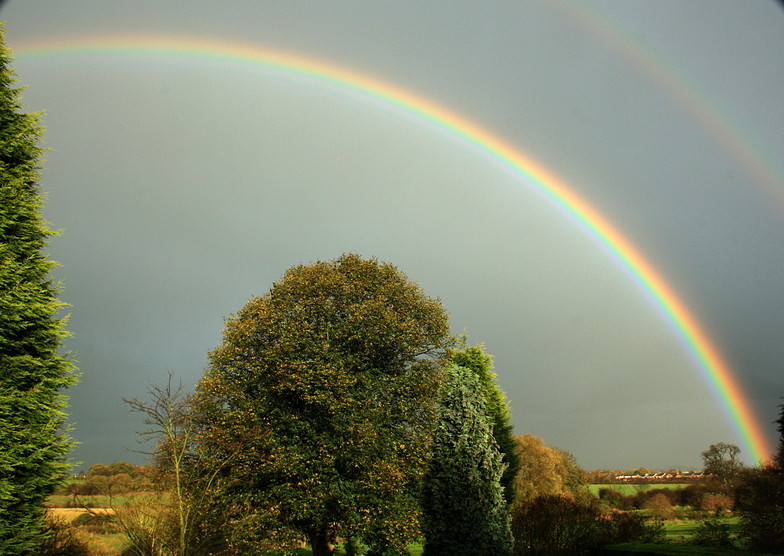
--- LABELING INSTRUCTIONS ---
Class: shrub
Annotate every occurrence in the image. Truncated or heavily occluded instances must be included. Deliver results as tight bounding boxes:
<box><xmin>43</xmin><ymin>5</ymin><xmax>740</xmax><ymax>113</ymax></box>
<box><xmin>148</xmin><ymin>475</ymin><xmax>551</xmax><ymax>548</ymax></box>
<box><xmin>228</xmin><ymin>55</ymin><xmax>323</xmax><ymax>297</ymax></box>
<box><xmin>701</xmin><ymin>493</ymin><xmax>733</xmax><ymax>513</ymax></box>
<box><xmin>644</xmin><ymin>493</ymin><xmax>674</xmax><ymax>519</ymax></box>
<box><xmin>681</xmin><ymin>483</ymin><xmax>705</xmax><ymax>507</ymax></box>
<box><xmin>605</xmin><ymin>512</ymin><xmax>663</xmax><ymax>544</ymax></box>
<box><xmin>38</xmin><ymin>515</ymin><xmax>91</xmax><ymax>556</ymax></box>
<box><xmin>693</xmin><ymin>517</ymin><xmax>732</xmax><ymax>548</ymax></box>
<box><xmin>114</xmin><ymin>500</ymin><xmax>172</xmax><ymax>556</ymax></box>
<box><xmin>511</xmin><ymin>496</ymin><xmax>603</xmax><ymax>554</ymax></box>
<box><xmin>738</xmin><ymin>466</ymin><xmax>784</xmax><ymax>551</ymax></box>
<box><xmin>598</xmin><ymin>488</ymin><xmax>633</xmax><ymax>511</ymax></box>
<box><xmin>511</xmin><ymin>495</ymin><xmax>664</xmax><ymax>554</ymax></box>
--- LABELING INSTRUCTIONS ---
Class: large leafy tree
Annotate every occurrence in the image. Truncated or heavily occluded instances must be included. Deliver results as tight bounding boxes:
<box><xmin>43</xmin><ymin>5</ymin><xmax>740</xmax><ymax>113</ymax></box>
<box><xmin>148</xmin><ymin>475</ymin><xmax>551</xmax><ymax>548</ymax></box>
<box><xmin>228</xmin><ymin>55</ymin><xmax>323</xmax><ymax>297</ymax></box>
<box><xmin>421</xmin><ymin>364</ymin><xmax>513</xmax><ymax>556</ymax></box>
<box><xmin>0</xmin><ymin>29</ymin><xmax>78</xmax><ymax>553</ymax></box>
<box><xmin>512</xmin><ymin>434</ymin><xmax>586</xmax><ymax>507</ymax></box>
<box><xmin>449</xmin><ymin>337</ymin><xmax>519</xmax><ymax>504</ymax></box>
<box><xmin>193</xmin><ymin>254</ymin><xmax>451</xmax><ymax>556</ymax></box>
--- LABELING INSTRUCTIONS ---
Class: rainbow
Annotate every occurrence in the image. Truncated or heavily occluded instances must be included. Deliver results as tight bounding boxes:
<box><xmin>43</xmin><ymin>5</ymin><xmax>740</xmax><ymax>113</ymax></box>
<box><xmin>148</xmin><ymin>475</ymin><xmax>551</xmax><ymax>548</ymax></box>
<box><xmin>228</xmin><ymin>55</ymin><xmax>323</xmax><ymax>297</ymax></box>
<box><xmin>557</xmin><ymin>3</ymin><xmax>784</xmax><ymax>214</ymax></box>
<box><xmin>13</xmin><ymin>35</ymin><xmax>773</xmax><ymax>463</ymax></box>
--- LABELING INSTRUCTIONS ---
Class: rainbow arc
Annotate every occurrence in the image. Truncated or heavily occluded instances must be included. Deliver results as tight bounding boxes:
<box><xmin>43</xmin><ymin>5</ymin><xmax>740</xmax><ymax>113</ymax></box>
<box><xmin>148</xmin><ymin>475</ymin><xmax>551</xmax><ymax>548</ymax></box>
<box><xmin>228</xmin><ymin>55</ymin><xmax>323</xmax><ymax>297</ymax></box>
<box><xmin>14</xmin><ymin>34</ymin><xmax>773</xmax><ymax>464</ymax></box>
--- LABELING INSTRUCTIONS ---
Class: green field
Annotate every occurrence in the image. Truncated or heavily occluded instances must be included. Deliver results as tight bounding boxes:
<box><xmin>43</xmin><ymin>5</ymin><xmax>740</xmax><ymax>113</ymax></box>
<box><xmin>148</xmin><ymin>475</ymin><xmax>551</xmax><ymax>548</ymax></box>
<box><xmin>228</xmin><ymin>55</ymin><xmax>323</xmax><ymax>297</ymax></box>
<box><xmin>588</xmin><ymin>483</ymin><xmax>689</xmax><ymax>496</ymax></box>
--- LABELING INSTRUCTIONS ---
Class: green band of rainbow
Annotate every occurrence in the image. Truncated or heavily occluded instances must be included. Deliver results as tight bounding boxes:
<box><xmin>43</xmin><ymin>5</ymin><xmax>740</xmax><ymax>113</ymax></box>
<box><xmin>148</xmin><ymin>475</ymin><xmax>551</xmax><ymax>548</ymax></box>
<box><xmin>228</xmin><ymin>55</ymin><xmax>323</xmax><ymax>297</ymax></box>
<box><xmin>13</xmin><ymin>35</ymin><xmax>773</xmax><ymax>464</ymax></box>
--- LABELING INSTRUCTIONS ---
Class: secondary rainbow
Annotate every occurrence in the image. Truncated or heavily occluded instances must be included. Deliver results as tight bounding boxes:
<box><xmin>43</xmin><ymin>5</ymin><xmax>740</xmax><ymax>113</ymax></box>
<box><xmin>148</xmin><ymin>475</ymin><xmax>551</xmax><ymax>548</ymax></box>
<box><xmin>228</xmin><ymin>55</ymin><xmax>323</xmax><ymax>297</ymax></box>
<box><xmin>14</xmin><ymin>35</ymin><xmax>773</xmax><ymax>463</ymax></box>
<box><xmin>558</xmin><ymin>3</ymin><xmax>784</xmax><ymax>214</ymax></box>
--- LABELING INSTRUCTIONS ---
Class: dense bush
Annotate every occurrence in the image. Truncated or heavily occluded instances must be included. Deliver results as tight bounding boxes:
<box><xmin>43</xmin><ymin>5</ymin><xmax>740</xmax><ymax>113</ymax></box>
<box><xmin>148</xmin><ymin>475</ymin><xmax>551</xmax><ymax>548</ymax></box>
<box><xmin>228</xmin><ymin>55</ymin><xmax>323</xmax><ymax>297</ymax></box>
<box><xmin>512</xmin><ymin>496</ymin><xmax>603</xmax><ymax>554</ymax></box>
<box><xmin>693</xmin><ymin>517</ymin><xmax>732</xmax><ymax>548</ymax></box>
<box><xmin>604</xmin><ymin>511</ymin><xmax>663</xmax><ymax>545</ymax></box>
<box><xmin>700</xmin><ymin>492</ymin><xmax>733</xmax><ymax>513</ymax></box>
<box><xmin>511</xmin><ymin>495</ymin><xmax>663</xmax><ymax>554</ymax></box>
<box><xmin>738</xmin><ymin>466</ymin><xmax>784</xmax><ymax>552</ymax></box>
<box><xmin>680</xmin><ymin>484</ymin><xmax>706</xmax><ymax>507</ymax></box>
<box><xmin>597</xmin><ymin>485</ymin><xmax>723</xmax><ymax>512</ymax></box>
<box><xmin>37</xmin><ymin>517</ymin><xmax>91</xmax><ymax>556</ymax></box>
<box><xmin>644</xmin><ymin>493</ymin><xmax>674</xmax><ymax>519</ymax></box>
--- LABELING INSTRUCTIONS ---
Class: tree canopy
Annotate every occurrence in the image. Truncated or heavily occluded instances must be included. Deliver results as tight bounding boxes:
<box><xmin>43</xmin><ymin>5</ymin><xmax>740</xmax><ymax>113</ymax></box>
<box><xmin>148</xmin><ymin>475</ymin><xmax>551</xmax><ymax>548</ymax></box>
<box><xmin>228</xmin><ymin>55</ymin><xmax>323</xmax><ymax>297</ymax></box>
<box><xmin>512</xmin><ymin>434</ymin><xmax>586</xmax><ymax>507</ymax></box>
<box><xmin>193</xmin><ymin>253</ymin><xmax>451</xmax><ymax>555</ymax></box>
<box><xmin>0</xmin><ymin>28</ymin><xmax>78</xmax><ymax>553</ymax></box>
<box><xmin>449</xmin><ymin>337</ymin><xmax>519</xmax><ymax>504</ymax></box>
<box><xmin>701</xmin><ymin>442</ymin><xmax>743</xmax><ymax>485</ymax></box>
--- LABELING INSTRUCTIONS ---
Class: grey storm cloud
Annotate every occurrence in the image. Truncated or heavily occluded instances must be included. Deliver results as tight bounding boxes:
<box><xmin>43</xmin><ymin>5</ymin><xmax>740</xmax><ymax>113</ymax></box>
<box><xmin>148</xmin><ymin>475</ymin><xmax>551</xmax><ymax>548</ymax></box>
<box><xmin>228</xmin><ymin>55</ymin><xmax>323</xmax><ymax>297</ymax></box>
<box><xmin>2</xmin><ymin>0</ymin><xmax>783</xmax><ymax>470</ymax></box>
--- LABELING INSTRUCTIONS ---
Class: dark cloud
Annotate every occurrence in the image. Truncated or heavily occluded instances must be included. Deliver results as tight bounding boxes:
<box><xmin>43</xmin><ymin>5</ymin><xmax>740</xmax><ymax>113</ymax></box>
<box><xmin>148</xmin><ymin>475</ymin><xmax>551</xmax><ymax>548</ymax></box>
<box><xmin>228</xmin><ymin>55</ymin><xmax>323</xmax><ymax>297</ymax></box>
<box><xmin>2</xmin><ymin>1</ymin><xmax>783</xmax><ymax>470</ymax></box>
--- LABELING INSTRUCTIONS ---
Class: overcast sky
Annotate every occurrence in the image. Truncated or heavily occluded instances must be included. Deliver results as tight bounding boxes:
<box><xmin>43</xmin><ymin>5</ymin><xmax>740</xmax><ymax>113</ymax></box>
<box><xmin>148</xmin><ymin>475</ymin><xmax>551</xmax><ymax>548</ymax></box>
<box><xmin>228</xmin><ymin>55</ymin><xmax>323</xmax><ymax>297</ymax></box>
<box><xmin>2</xmin><ymin>1</ymin><xmax>783</xmax><ymax>471</ymax></box>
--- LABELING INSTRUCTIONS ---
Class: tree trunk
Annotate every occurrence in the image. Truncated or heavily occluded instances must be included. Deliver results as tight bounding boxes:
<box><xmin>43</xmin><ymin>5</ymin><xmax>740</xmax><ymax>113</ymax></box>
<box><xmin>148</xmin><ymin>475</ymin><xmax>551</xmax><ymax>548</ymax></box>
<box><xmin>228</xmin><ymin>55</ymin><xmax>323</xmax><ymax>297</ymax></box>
<box><xmin>310</xmin><ymin>527</ymin><xmax>334</xmax><ymax>556</ymax></box>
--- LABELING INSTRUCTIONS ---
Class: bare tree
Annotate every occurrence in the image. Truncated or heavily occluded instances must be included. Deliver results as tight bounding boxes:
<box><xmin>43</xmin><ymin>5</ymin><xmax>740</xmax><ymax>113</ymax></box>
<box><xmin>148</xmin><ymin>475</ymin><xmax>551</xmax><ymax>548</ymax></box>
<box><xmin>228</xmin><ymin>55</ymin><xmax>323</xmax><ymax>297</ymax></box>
<box><xmin>124</xmin><ymin>372</ymin><xmax>235</xmax><ymax>555</ymax></box>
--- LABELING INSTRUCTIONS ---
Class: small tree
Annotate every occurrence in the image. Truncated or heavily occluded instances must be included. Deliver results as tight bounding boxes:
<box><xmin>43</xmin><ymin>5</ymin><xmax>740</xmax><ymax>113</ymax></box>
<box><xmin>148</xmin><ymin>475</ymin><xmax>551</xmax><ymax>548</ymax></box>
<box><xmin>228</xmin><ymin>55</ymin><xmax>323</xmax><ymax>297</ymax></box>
<box><xmin>0</xmin><ymin>27</ymin><xmax>78</xmax><ymax>553</ymax></box>
<box><xmin>449</xmin><ymin>337</ymin><xmax>519</xmax><ymax>505</ymax></box>
<box><xmin>124</xmin><ymin>373</ymin><xmax>236</xmax><ymax>555</ymax></box>
<box><xmin>421</xmin><ymin>364</ymin><xmax>513</xmax><ymax>556</ymax></box>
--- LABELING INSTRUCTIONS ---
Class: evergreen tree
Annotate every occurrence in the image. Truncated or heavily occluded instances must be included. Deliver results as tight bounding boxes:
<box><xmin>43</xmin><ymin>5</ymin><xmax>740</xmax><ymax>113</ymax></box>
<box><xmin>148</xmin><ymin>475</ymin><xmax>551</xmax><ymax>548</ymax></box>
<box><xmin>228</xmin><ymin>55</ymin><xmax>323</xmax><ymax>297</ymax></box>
<box><xmin>449</xmin><ymin>337</ymin><xmax>519</xmax><ymax>504</ymax></box>
<box><xmin>422</xmin><ymin>364</ymin><xmax>513</xmax><ymax>556</ymax></box>
<box><xmin>0</xmin><ymin>28</ymin><xmax>78</xmax><ymax>553</ymax></box>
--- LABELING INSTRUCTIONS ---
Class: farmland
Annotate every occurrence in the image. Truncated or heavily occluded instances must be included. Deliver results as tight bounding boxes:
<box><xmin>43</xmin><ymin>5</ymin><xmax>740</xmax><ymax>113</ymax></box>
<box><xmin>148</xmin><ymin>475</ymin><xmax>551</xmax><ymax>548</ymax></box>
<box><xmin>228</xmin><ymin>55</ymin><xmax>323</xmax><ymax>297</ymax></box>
<box><xmin>42</xmin><ymin>478</ymin><xmax>752</xmax><ymax>555</ymax></box>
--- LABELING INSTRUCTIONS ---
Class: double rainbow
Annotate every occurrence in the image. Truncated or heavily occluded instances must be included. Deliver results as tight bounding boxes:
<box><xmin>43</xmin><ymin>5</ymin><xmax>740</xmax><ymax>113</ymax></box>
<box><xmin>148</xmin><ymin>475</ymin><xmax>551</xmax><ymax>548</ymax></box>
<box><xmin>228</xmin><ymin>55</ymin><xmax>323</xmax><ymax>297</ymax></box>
<box><xmin>14</xmin><ymin>35</ymin><xmax>773</xmax><ymax>464</ymax></box>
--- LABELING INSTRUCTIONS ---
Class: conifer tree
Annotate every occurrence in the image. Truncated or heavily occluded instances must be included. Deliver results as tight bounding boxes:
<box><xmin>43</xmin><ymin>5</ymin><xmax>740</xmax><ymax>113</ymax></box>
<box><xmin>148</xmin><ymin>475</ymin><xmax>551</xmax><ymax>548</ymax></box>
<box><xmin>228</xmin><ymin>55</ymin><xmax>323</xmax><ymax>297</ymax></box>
<box><xmin>0</xmin><ymin>28</ymin><xmax>78</xmax><ymax>553</ymax></box>
<box><xmin>422</xmin><ymin>364</ymin><xmax>512</xmax><ymax>556</ymax></box>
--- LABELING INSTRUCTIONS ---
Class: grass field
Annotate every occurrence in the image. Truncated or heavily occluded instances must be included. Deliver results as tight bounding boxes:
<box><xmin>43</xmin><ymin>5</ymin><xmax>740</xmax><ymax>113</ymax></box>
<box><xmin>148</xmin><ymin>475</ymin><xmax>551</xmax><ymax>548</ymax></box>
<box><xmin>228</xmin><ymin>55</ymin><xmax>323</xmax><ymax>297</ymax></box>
<box><xmin>46</xmin><ymin>488</ymin><xmax>762</xmax><ymax>555</ymax></box>
<box><xmin>46</xmin><ymin>492</ymin><xmax>168</xmax><ymax>508</ymax></box>
<box><xmin>587</xmin><ymin>483</ymin><xmax>689</xmax><ymax>496</ymax></box>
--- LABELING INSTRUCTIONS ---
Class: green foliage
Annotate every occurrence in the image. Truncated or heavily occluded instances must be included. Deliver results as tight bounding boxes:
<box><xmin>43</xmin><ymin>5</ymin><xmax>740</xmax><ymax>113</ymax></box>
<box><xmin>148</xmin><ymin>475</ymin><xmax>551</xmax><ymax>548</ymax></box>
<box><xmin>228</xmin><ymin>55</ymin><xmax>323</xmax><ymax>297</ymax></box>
<box><xmin>692</xmin><ymin>517</ymin><xmax>732</xmax><ymax>548</ymax></box>
<box><xmin>737</xmin><ymin>465</ymin><xmax>784</xmax><ymax>551</ymax></box>
<box><xmin>448</xmin><ymin>337</ymin><xmax>519</xmax><ymax>505</ymax></box>
<box><xmin>644</xmin><ymin>492</ymin><xmax>675</xmax><ymax>519</ymax></box>
<box><xmin>736</xmin><ymin>404</ymin><xmax>784</xmax><ymax>552</ymax></box>
<box><xmin>0</xmin><ymin>28</ymin><xmax>78</xmax><ymax>554</ymax></box>
<box><xmin>511</xmin><ymin>495</ymin><xmax>662</xmax><ymax>554</ymax></box>
<box><xmin>511</xmin><ymin>495</ymin><xmax>601</xmax><ymax>554</ymax></box>
<box><xmin>513</xmin><ymin>434</ymin><xmax>587</xmax><ymax>507</ymax></box>
<box><xmin>775</xmin><ymin>398</ymin><xmax>784</xmax><ymax>471</ymax></box>
<box><xmin>421</xmin><ymin>365</ymin><xmax>512</xmax><ymax>556</ymax></box>
<box><xmin>194</xmin><ymin>254</ymin><xmax>451</xmax><ymax>555</ymax></box>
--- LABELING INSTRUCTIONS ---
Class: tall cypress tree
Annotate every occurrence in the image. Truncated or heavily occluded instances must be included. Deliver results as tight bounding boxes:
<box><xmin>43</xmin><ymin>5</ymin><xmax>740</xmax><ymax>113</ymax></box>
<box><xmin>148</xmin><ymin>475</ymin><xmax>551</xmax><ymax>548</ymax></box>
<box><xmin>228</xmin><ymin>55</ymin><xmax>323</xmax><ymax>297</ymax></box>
<box><xmin>0</xmin><ymin>28</ymin><xmax>78</xmax><ymax>553</ymax></box>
